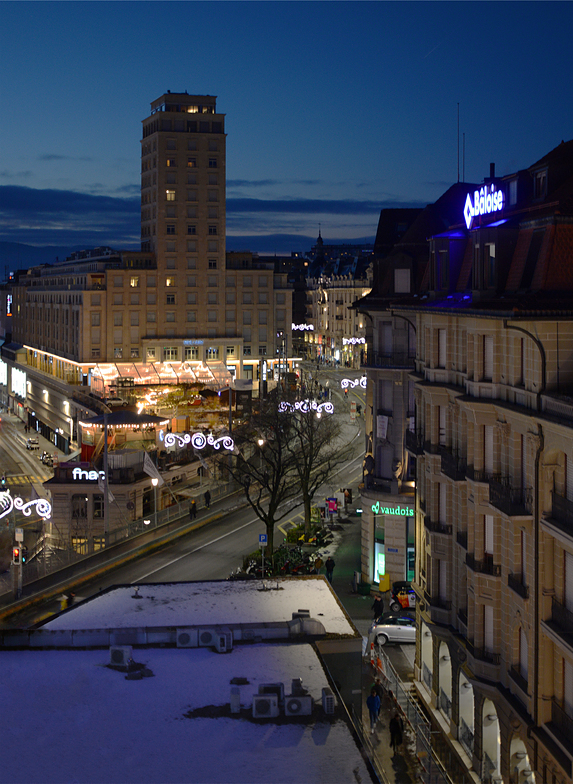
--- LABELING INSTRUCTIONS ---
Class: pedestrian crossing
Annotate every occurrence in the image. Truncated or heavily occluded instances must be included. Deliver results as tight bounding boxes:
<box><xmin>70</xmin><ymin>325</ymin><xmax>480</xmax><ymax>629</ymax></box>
<box><xmin>4</xmin><ymin>475</ymin><xmax>46</xmax><ymax>486</ymax></box>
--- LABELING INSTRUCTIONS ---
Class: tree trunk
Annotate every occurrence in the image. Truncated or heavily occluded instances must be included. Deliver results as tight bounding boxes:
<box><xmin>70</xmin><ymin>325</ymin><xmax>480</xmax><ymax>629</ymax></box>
<box><xmin>303</xmin><ymin>494</ymin><xmax>312</xmax><ymax>533</ymax></box>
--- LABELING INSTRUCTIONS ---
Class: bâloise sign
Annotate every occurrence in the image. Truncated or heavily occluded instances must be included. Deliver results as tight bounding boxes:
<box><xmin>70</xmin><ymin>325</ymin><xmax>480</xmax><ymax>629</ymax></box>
<box><xmin>464</xmin><ymin>183</ymin><xmax>504</xmax><ymax>229</ymax></box>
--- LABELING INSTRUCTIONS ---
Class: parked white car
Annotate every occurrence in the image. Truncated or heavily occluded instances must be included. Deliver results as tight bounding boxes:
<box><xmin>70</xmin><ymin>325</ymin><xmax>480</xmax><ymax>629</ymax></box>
<box><xmin>369</xmin><ymin>614</ymin><xmax>416</xmax><ymax>646</ymax></box>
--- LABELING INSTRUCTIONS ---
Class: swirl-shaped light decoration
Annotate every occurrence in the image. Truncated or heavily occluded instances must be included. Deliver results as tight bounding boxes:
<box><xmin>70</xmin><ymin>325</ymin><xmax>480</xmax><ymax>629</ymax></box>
<box><xmin>342</xmin><ymin>337</ymin><xmax>366</xmax><ymax>345</ymax></box>
<box><xmin>340</xmin><ymin>376</ymin><xmax>367</xmax><ymax>389</ymax></box>
<box><xmin>278</xmin><ymin>399</ymin><xmax>334</xmax><ymax>415</ymax></box>
<box><xmin>164</xmin><ymin>431</ymin><xmax>235</xmax><ymax>451</ymax></box>
<box><xmin>0</xmin><ymin>491</ymin><xmax>51</xmax><ymax>521</ymax></box>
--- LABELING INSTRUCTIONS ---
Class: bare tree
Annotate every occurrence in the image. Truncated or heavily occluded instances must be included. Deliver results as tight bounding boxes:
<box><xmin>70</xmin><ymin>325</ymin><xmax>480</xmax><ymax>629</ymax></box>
<box><xmin>220</xmin><ymin>389</ymin><xmax>300</xmax><ymax>555</ymax></box>
<box><xmin>285</xmin><ymin>404</ymin><xmax>353</xmax><ymax>532</ymax></box>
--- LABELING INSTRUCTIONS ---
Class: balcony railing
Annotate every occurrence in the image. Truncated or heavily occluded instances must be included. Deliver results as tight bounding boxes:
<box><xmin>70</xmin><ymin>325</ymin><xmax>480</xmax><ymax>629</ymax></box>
<box><xmin>508</xmin><ymin>573</ymin><xmax>529</xmax><ymax>599</ymax></box>
<box><xmin>551</xmin><ymin>698</ymin><xmax>573</xmax><ymax>745</ymax></box>
<box><xmin>551</xmin><ymin>597</ymin><xmax>573</xmax><ymax>636</ymax></box>
<box><xmin>509</xmin><ymin>665</ymin><xmax>528</xmax><ymax>694</ymax></box>
<box><xmin>424</xmin><ymin>516</ymin><xmax>452</xmax><ymax>535</ymax></box>
<box><xmin>440</xmin><ymin>448</ymin><xmax>467</xmax><ymax>481</ymax></box>
<box><xmin>467</xmin><ymin>639</ymin><xmax>501</xmax><ymax>665</ymax></box>
<box><xmin>458</xmin><ymin>607</ymin><xmax>468</xmax><ymax>626</ymax></box>
<box><xmin>488</xmin><ymin>477</ymin><xmax>532</xmax><ymax>516</ymax></box>
<box><xmin>466</xmin><ymin>466</ymin><xmax>491</xmax><ymax>483</ymax></box>
<box><xmin>466</xmin><ymin>553</ymin><xmax>501</xmax><ymax>576</ymax></box>
<box><xmin>361</xmin><ymin>351</ymin><xmax>415</xmax><ymax>369</ymax></box>
<box><xmin>422</xmin><ymin>662</ymin><xmax>432</xmax><ymax>691</ymax></box>
<box><xmin>459</xmin><ymin>717</ymin><xmax>474</xmax><ymax>758</ymax></box>
<box><xmin>439</xmin><ymin>687</ymin><xmax>452</xmax><ymax>719</ymax></box>
<box><xmin>456</xmin><ymin>530</ymin><xmax>468</xmax><ymax>549</ymax></box>
<box><xmin>423</xmin><ymin>440</ymin><xmax>440</xmax><ymax>455</ymax></box>
<box><xmin>426</xmin><ymin>592</ymin><xmax>452</xmax><ymax>611</ymax></box>
<box><xmin>405</xmin><ymin>429</ymin><xmax>424</xmax><ymax>455</ymax></box>
<box><xmin>550</xmin><ymin>492</ymin><xmax>573</xmax><ymax>538</ymax></box>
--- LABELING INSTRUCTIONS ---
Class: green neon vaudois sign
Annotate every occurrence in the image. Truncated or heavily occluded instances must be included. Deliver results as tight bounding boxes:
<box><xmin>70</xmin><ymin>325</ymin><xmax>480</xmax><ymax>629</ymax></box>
<box><xmin>371</xmin><ymin>501</ymin><xmax>414</xmax><ymax>516</ymax></box>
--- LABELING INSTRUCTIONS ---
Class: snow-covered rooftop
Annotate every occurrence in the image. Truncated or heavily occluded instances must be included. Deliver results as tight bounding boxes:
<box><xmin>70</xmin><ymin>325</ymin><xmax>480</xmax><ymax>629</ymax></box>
<box><xmin>43</xmin><ymin>577</ymin><xmax>357</xmax><ymax>636</ymax></box>
<box><xmin>1</xmin><ymin>644</ymin><xmax>371</xmax><ymax>783</ymax></box>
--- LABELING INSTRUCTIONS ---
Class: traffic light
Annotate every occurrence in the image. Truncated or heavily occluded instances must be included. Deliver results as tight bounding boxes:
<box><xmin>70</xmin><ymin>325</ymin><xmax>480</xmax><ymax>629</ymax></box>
<box><xmin>12</xmin><ymin>547</ymin><xmax>20</xmax><ymax>564</ymax></box>
<box><xmin>21</xmin><ymin>547</ymin><xmax>27</xmax><ymax>565</ymax></box>
<box><xmin>1</xmin><ymin>475</ymin><xmax>5</xmax><ymax>487</ymax></box>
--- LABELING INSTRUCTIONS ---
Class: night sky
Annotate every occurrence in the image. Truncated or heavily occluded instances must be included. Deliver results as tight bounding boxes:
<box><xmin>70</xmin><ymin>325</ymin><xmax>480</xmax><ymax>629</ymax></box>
<box><xmin>2</xmin><ymin>1</ymin><xmax>573</xmax><ymax>253</ymax></box>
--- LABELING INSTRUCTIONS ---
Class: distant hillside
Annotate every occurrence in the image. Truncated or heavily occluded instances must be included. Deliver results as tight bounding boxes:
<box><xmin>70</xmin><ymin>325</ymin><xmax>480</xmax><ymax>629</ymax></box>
<box><xmin>0</xmin><ymin>233</ymin><xmax>376</xmax><ymax>275</ymax></box>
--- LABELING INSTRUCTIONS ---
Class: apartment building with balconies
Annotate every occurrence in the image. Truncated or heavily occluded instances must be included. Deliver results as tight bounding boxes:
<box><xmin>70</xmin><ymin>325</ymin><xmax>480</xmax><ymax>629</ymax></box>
<box><xmin>395</xmin><ymin>140</ymin><xmax>573</xmax><ymax>784</ymax></box>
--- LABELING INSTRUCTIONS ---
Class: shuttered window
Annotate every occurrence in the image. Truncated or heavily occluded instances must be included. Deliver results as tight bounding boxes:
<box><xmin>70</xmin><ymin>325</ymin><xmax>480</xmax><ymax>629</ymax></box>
<box><xmin>380</xmin><ymin>322</ymin><xmax>393</xmax><ymax>356</ymax></box>
<box><xmin>439</xmin><ymin>559</ymin><xmax>447</xmax><ymax>601</ymax></box>
<box><xmin>439</xmin><ymin>484</ymin><xmax>447</xmax><ymax>525</ymax></box>
<box><xmin>519</xmin><ymin>628</ymin><xmax>528</xmax><ymax>680</ymax></box>
<box><xmin>484</xmin><ymin>335</ymin><xmax>494</xmax><ymax>380</ymax></box>
<box><xmin>439</xmin><ymin>406</ymin><xmax>446</xmax><ymax>446</ymax></box>
<box><xmin>484</xmin><ymin>425</ymin><xmax>494</xmax><ymax>473</ymax></box>
<box><xmin>564</xmin><ymin>658</ymin><xmax>573</xmax><ymax>716</ymax></box>
<box><xmin>565</xmin><ymin>551</ymin><xmax>573</xmax><ymax>612</ymax></box>
<box><xmin>438</xmin><ymin>329</ymin><xmax>446</xmax><ymax>368</ymax></box>
<box><xmin>567</xmin><ymin>454</ymin><xmax>573</xmax><ymax>502</ymax></box>
<box><xmin>484</xmin><ymin>605</ymin><xmax>494</xmax><ymax>653</ymax></box>
<box><xmin>485</xmin><ymin>515</ymin><xmax>494</xmax><ymax>555</ymax></box>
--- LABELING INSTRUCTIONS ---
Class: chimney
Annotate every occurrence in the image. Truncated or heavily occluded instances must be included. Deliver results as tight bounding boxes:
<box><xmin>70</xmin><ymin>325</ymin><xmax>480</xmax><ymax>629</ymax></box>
<box><xmin>490</xmin><ymin>162</ymin><xmax>495</xmax><ymax>180</ymax></box>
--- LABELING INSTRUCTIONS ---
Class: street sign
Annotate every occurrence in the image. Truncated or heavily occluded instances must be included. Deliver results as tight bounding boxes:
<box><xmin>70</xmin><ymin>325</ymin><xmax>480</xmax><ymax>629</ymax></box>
<box><xmin>14</xmin><ymin>528</ymin><xmax>23</xmax><ymax>543</ymax></box>
<box><xmin>259</xmin><ymin>534</ymin><xmax>267</xmax><ymax>550</ymax></box>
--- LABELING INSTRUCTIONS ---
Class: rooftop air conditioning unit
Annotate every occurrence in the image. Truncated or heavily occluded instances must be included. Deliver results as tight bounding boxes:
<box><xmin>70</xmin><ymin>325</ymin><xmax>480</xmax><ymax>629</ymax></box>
<box><xmin>197</xmin><ymin>628</ymin><xmax>233</xmax><ymax>652</ymax></box>
<box><xmin>109</xmin><ymin>646</ymin><xmax>132</xmax><ymax>667</ymax></box>
<box><xmin>284</xmin><ymin>695</ymin><xmax>313</xmax><ymax>716</ymax></box>
<box><xmin>259</xmin><ymin>682</ymin><xmax>285</xmax><ymax>704</ymax></box>
<box><xmin>252</xmin><ymin>694</ymin><xmax>279</xmax><ymax>718</ymax></box>
<box><xmin>176</xmin><ymin>628</ymin><xmax>198</xmax><ymax>648</ymax></box>
<box><xmin>322</xmin><ymin>687</ymin><xmax>335</xmax><ymax>714</ymax></box>
<box><xmin>292</xmin><ymin>609</ymin><xmax>311</xmax><ymax>620</ymax></box>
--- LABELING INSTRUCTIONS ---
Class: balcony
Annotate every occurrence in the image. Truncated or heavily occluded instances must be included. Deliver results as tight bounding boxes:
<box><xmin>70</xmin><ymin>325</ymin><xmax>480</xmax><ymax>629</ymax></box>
<box><xmin>425</xmin><ymin>591</ymin><xmax>452</xmax><ymax>611</ymax></box>
<box><xmin>440</xmin><ymin>447</ymin><xmax>467</xmax><ymax>481</ymax></box>
<box><xmin>509</xmin><ymin>664</ymin><xmax>528</xmax><ymax>695</ymax></box>
<box><xmin>551</xmin><ymin>597</ymin><xmax>573</xmax><ymax>638</ymax></box>
<box><xmin>423</xmin><ymin>440</ymin><xmax>440</xmax><ymax>455</ymax></box>
<box><xmin>550</xmin><ymin>698</ymin><xmax>573</xmax><ymax>746</ymax></box>
<box><xmin>466</xmin><ymin>553</ymin><xmax>501</xmax><ymax>576</ymax></box>
<box><xmin>466</xmin><ymin>466</ymin><xmax>491</xmax><ymax>483</ymax></box>
<box><xmin>439</xmin><ymin>687</ymin><xmax>452</xmax><ymax>719</ymax></box>
<box><xmin>458</xmin><ymin>607</ymin><xmax>468</xmax><ymax>626</ymax></box>
<box><xmin>459</xmin><ymin>717</ymin><xmax>474</xmax><ymax>759</ymax></box>
<box><xmin>424</xmin><ymin>516</ymin><xmax>452</xmax><ymax>535</ymax></box>
<box><xmin>405</xmin><ymin>429</ymin><xmax>424</xmax><ymax>455</ymax></box>
<box><xmin>549</xmin><ymin>492</ymin><xmax>573</xmax><ymax>539</ymax></box>
<box><xmin>467</xmin><ymin>639</ymin><xmax>501</xmax><ymax>665</ymax></box>
<box><xmin>508</xmin><ymin>573</ymin><xmax>529</xmax><ymax>599</ymax></box>
<box><xmin>361</xmin><ymin>351</ymin><xmax>415</xmax><ymax>369</ymax></box>
<box><xmin>456</xmin><ymin>530</ymin><xmax>468</xmax><ymax>549</ymax></box>
<box><xmin>488</xmin><ymin>476</ymin><xmax>532</xmax><ymax>516</ymax></box>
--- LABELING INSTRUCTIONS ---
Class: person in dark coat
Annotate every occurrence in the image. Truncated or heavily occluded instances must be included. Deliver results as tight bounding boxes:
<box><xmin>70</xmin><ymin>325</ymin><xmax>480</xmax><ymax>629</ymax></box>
<box><xmin>370</xmin><ymin>677</ymin><xmax>384</xmax><ymax>715</ymax></box>
<box><xmin>204</xmin><ymin>490</ymin><xmax>211</xmax><ymax>508</ymax></box>
<box><xmin>366</xmin><ymin>688</ymin><xmax>380</xmax><ymax>733</ymax></box>
<box><xmin>389</xmin><ymin>712</ymin><xmax>404</xmax><ymax>753</ymax></box>
<box><xmin>325</xmin><ymin>557</ymin><xmax>335</xmax><ymax>584</ymax></box>
<box><xmin>371</xmin><ymin>595</ymin><xmax>384</xmax><ymax>619</ymax></box>
<box><xmin>189</xmin><ymin>499</ymin><xmax>197</xmax><ymax>520</ymax></box>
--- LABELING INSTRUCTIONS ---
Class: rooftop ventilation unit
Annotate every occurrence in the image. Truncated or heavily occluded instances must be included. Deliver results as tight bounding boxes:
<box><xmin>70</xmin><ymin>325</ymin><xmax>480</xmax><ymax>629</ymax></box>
<box><xmin>322</xmin><ymin>687</ymin><xmax>335</xmax><ymax>714</ymax></box>
<box><xmin>176</xmin><ymin>629</ymin><xmax>198</xmax><ymax>648</ymax></box>
<box><xmin>292</xmin><ymin>609</ymin><xmax>311</xmax><ymax>620</ymax></box>
<box><xmin>252</xmin><ymin>694</ymin><xmax>279</xmax><ymax>718</ymax></box>
<box><xmin>109</xmin><ymin>646</ymin><xmax>132</xmax><ymax>668</ymax></box>
<box><xmin>259</xmin><ymin>682</ymin><xmax>285</xmax><ymax>704</ymax></box>
<box><xmin>198</xmin><ymin>628</ymin><xmax>233</xmax><ymax>653</ymax></box>
<box><xmin>284</xmin><ymin>695</ymin><xmax>313</xmax><ymax>716</ymax></box>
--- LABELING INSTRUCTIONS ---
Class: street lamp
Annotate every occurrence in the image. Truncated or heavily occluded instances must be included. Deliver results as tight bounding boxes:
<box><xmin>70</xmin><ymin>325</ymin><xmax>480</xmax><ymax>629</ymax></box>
<box><xmin>151</xmin><ymin>477</ymin><xmax>159</xmax><ymax>527</ymax></box>
<box><xmin>257</xmin><ymin>437</ymin><xmax>265</xmax><ymax>470</ymax></box>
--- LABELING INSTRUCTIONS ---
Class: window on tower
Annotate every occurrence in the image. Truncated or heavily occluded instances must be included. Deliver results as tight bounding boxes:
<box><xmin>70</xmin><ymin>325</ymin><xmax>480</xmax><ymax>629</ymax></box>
<box><xmin>167</xmin><ymin>159</ymin><xmax>177</xmax><ymax>167</ymax></box>
<box><xmin>166</xmin><ymin>190</ymin><xmax>176</xmax><ymax>201</ymax></box>
<box><xmin>208</xmin><ymin>158</ymin><xmax>218</xmax><ymax>168</ymax></box>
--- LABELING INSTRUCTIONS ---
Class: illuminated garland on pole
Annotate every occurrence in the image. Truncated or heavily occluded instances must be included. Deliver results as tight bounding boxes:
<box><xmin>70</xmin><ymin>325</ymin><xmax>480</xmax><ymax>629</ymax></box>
<box><xmin>0</xmin><ymin>491</ymin><xmax>51</xmax><ymax>521</ymax></box>
<box><xmin>278</xmin><ymin>399</ymin><xmax>334</xmax><ymax>414</ymax></box>
<box><xmin>162</xmin><ymin>431</ymin><xmax>235</xmax><ymax>451</ymax></box>
<box><xmin>340</xmin><ymin>376</ymin><xmax>367</xmax><ymax>389</ymax></box>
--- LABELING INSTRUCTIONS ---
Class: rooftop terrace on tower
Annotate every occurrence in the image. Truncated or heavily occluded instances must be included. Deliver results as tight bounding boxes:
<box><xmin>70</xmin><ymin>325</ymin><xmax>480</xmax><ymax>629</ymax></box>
<box><xmin>149</xmin><ymin>92</ymin><xmax>220</xmax><ymax>116</ymax></box>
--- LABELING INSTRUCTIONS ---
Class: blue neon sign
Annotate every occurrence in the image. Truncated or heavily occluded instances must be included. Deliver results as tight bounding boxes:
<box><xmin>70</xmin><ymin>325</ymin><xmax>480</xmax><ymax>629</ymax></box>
<box><xmin>464</xmin><ymin>184</ymin><xmax>504</xmax><ymax>229</ymax></box>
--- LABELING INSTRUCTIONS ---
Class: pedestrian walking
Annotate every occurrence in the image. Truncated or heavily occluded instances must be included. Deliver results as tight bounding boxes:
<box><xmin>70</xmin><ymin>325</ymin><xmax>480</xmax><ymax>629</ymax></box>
<box><xmin>371</xmin><ymin>595</ymin><xmax>384</xmax><ymax>620</ymax></box>
<box><xmin>325</xmin><ymin>557</ymin><xmax>335</xmax><ymax>584</ymax></box>
<box><xmin>366</xmin><ymin>688</ymin><xmax>380</xmax><ymax>734</ymax></box>
<box><xmin>189</xmin><ymin>499</ymin><xmax>197</xmax><ymax>520</ymax></box>
<box><xmin>370</xmin><ymin>678</ymin><xmax>385</xmax><ymax>717</ymax></box>
<box><xmin>204</xmin><ymin>489</ymin><xmax>211</xmax><ymax>509</ymax></box>
<box><xmin>389</xmin><ymin>712</ymin><xmax>404</xmax><ymax>753</ymax></box>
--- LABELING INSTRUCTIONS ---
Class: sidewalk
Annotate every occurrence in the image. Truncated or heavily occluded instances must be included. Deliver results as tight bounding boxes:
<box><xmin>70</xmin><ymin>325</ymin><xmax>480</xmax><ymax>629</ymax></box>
<box><xmin>329</xmin><ymin>501</ymin><xmax>421</xmax><ymax>784</ymax></box>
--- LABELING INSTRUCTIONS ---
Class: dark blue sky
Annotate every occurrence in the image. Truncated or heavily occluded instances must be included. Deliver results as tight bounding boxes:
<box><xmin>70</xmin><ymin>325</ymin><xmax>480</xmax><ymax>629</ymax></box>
<box><xmin>2</xmin><ymin>1</ymin><xmax>573</xmax><ymax>252</ymax></box>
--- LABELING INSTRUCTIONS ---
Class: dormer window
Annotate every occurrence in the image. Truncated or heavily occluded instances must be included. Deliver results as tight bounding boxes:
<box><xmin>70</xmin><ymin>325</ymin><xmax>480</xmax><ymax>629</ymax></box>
<box><xmin>394</xmin><ymin>268</ymin><xmax>410</xmax><ymax>293</ymax></box>
<box><xmin>533</xmin><ymin>169</ymin><xmax>547</xmax><ymax>200</ymax></box>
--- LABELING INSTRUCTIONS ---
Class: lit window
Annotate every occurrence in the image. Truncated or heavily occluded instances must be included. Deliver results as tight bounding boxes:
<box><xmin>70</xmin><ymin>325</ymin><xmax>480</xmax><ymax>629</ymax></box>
<box><xmin>163</xmin><ymin>346</ymin><xmax>178</xmax><ymax>361</ymax></box>
<box><xmin>185</xmin><ymin>347</ymin><xmax>198</xmax><ymax>360</ymax></box>
<box><xmin>130</xmin><ymin>276</ymin><xmax>140</xmax><ymax>288</ymax></box>
<box><xmin>243</xmin><ymin>346</ymin><xmax>251</xmax><ymax>356</ymax></box>
<box><xmin>131</xmin><ymin>347</ymin><xmax>139</xmax><ymax>358</ymax></box>
<box><xmin>147</xmin><ymin>347</ymin><xmax>156</xmax><ymax>359</ymax></box>
<box><xmin>114</xmin><ymin>347</ymin><xmax>123</xmax><ymax>358</ymax></box>
<box><xmin>166</xmin><ymin>190</ymin><xmax>176</xmax><ymax>201</ymax></box>
<box><xmin>166</xmin><ymin>277</ymin><xmax>176</xmax><ymax>287</ymax></box>
<box><xmin>207</xmin><ymin>347</ymin><xmax>219</xmax><ymax>359</ymax></box>
<box><xmin>226</xmin><ymin>346</ymin><xmax>235</xmax><ymax>356</ymax></box>
<box><xmin>187</xmin><ymin>158</ymin><xmax>197</xmax><ymax>168</ymax></box>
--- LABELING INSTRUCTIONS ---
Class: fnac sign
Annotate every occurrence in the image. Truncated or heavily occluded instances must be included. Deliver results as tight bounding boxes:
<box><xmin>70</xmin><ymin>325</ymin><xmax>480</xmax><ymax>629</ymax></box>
<box><xmin>464</xmin><ymin>184</ymin><xmax>504</xmax><ymax>229</ymax></box>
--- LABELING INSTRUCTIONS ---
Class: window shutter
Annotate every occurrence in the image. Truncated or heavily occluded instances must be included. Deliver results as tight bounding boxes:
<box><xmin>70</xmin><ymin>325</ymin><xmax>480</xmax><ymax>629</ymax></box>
<box><xmin>519</xmin><ymin>628</ymin><xmax>528</xmax><ymax>680</ymax></box>
<box><xmin>565</xmin><ymin>551</ymin><xmax>573</xmax><ymax>612</ymax></box>
<box><xmin>484</xmin><ymin>335</ymin><xmax>494</xmax><ymax>380</ymax></box>
<box><xmin>484</xmin><ymin>605</ymin><xmax>494</xmax><ymax>652</ymax></box>
<box><xmin>485</xmin><ymin>515</ymin><xmax>494</xmax><ymax>555</ymax></box>
<box><xmin>484</xmin><ymin>425</ymin><xmax>494</xmax><ymax>473</ymax></box>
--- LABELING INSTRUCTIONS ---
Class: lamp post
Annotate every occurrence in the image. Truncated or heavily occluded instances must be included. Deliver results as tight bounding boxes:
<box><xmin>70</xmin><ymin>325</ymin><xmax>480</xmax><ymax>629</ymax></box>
<box><xmin>152</xmin><ymin>477</ymin><xmax>159</xmax><ymax>527</ymax></box>
<box><xmin>257</xmin><ymin>437</ymin><xmax>264</xmax><ymax>470</ymax></box>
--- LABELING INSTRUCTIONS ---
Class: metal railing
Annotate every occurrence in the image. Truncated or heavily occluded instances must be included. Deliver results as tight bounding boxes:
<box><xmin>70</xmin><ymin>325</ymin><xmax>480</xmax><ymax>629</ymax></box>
<box><xmin>439</xmin><ymin>688</ymin><xmax>452</xmax><ymax>719</ymax></box>
<box><xmin>459</xmin><ymin>717</ymin><xmax>474</xmax><ymax>759</ymax></box>
<box><xmin>551</xmin><ymin>597</ymin><xmax>573</xmax><ymax>636</ymax></box>
<box><xmin>488</xmin><ymin>477</ymin><xmax>532</xmax><ymax>516</ymax></box>
<box><xmin>0</xmin><ymin>480</ymin><xmax>238</xmax><ymax>599</ymax></box>
<box><xmin>507</xmin><ymin>573</ymin><xmax>529</xmax><ymax>599</ymax></box>
<box><xmin>465</xmin><ymin>552</ymin><xmax>501</xmax><ymax>576</ymax></box>
<box><xmin>550</xmin><ymin>492</ymin><xmax>573</xmax><ymax>537</ymax></box>
<box><xmin>508</xmin><ymin>665</ymin><xmax>528</xmax><ymax>695</ymax></box>
<box><xmin>551</xmin><ymin>698</ymin><xmax>573</xmax><ymax>745</ymax></box>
